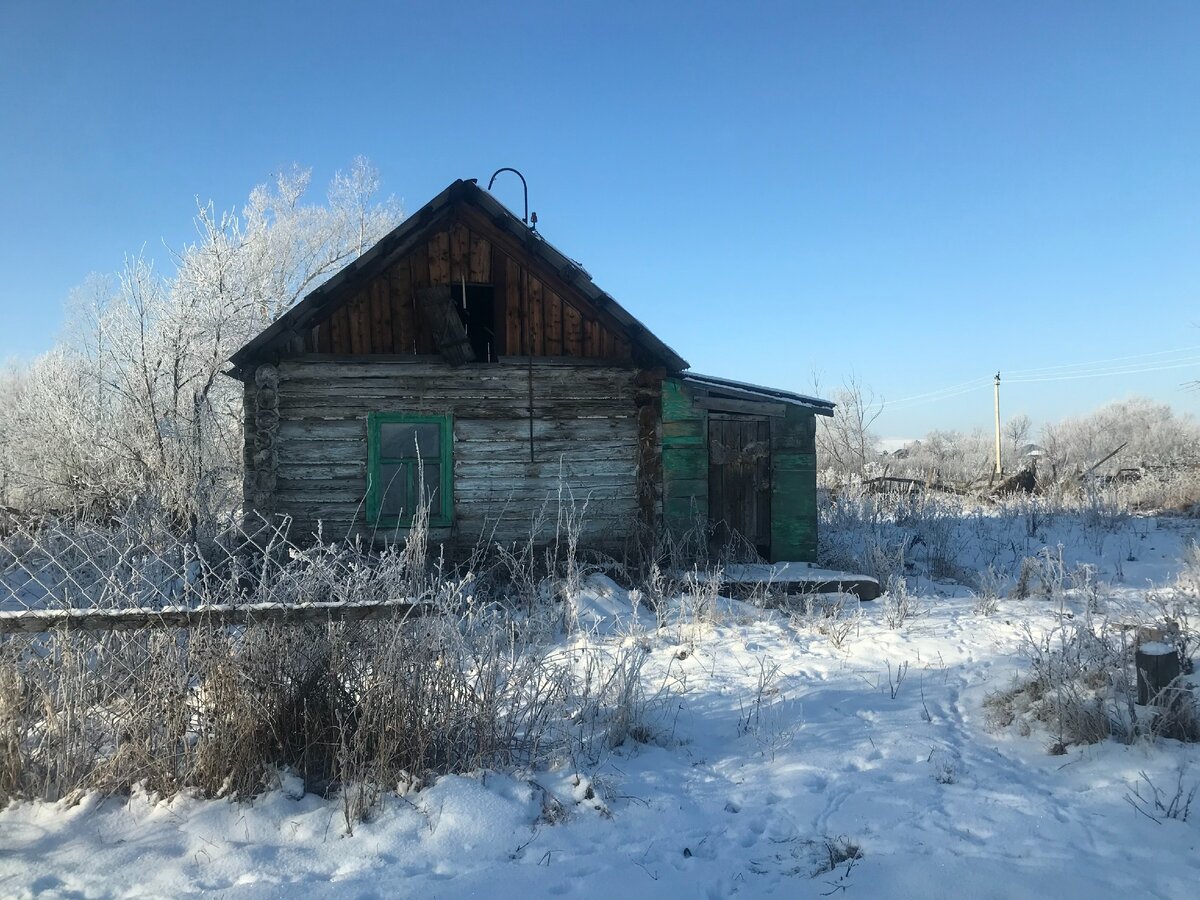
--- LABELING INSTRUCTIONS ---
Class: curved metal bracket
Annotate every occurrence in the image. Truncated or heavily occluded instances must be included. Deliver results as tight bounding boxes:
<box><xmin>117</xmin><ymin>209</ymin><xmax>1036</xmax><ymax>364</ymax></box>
<box><xmin>486</xmin><ymin>167</ymin><xmax>530</xmax><ymax>225</ymax></box>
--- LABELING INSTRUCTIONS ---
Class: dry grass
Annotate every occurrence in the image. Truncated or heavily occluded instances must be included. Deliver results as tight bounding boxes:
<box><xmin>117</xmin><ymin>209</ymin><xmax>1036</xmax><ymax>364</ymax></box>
<box><xmin>0</xmin><ymin>509</ymin><xmax>660</xmax><ymax>826</ymax></box>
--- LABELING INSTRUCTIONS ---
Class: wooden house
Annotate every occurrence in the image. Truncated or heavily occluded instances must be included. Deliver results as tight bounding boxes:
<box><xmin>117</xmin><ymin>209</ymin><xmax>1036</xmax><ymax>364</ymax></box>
<box><xmin>229</xmin><ymin>179</ymin><xmax>833</xmax><ymax>561</ymax></box>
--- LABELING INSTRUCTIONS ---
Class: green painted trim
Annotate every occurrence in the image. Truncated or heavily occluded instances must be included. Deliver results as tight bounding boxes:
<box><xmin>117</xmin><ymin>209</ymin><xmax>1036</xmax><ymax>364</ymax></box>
<box><xmin>366</xmin><ymin>411</ymin><xmax>454</xmax><ymax>528</ymax></box>
<box><xmin>661</xmin><ymin>378</ymin><xmax>709</xmax><ymax>534</ymax></box>
<box><xmin>770</xmin><ymin>404</ymin><xmax>818</xmax><ymax>562</ymax></box>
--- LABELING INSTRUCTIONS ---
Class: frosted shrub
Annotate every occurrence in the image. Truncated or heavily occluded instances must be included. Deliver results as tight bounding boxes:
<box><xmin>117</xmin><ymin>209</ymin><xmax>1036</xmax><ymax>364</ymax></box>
<box><xmin>883</xmin><ymin>576</ymin><xmax>918</xmax><ymax>629</ymax></box>
<box><xmin>1013</xmin><ymin>545</ymin><xmax>1066</xmax><ymax>602</ymax></box>
<box><xmin>972</xmin><ymin>565</ymin><xmax>1009</xmax><ymax>616</ymax></box>
<box><xmin>792</xmin><ymin>592</ymin><xmax>861</xmax><ymax>649</ymax></box>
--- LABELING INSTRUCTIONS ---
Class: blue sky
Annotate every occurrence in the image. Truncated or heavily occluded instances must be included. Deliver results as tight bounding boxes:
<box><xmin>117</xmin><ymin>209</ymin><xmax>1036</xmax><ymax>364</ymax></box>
<box><xmin>2</xmin><ymin>1</ymin><xmax>1197</xmax><ymax>439</ymax></box>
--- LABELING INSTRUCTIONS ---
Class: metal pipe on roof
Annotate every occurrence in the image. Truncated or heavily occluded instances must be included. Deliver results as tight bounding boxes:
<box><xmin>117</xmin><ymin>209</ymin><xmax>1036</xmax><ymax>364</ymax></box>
<box><xmin>486</xmin><ymin>168</ymin><xmax>530</xmax><ymax>225</ymax></box>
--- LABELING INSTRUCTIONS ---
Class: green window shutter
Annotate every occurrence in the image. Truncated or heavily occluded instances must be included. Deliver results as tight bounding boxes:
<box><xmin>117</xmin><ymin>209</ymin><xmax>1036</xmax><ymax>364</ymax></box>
<box><xmin>366</xmin><ymin>412</ymin><xmax>454</xmax><ymax>528</ymax></box>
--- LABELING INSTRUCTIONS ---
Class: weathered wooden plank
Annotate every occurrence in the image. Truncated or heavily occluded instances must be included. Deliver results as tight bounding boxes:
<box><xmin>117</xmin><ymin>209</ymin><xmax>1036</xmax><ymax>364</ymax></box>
<box><xmin>527</xmin><ymin>276</ymin><xmax>544</xmax><ymax>355</ymax></box>
<box><xmin>455</xmin><ymin>496</ymin><xmax>636</xmax><ymax>514</ymax></box>
<box><xmin>449</xmin><ymin>222</ymin><xmax>470</xmax><ymax>281</ymax></box>
<box><xmin>455</xmin><ymin>417</ymin><xmax>634</xmax><ymax>441</ymax></box>
<box><xmin>372</xmin><ymin>278</ymin><xmax>394</xmax><ymax>353</ymax></box>
<box><xmin>276</xmin><ymin>369</ymin><xmax>635</xmax><ymax>398</ymax></box>
<box><xmin>497</xmin><ymin>355</ymin><xmax>634</xmax><ymax>368</ymax></box>
<box><xmin>277</xmin><ymin>359</ymin><xmax>637</xmax><ymax>386</ymax></box>
<box><xmin>278</xmin><ymin>419</ymin><xmax>364</xmax><ymax>439</ymax></box>
<box><xmin>278</xmin><ymin>399</ymin><xmax>635</xmax><ymax>420</ymax></box>
<box><xmin>661</xmin><ymin>378</ymin><xmax>709</xmax><ymax>534</ymax></box>
<box><xmin>428</xmin><ymin>230</ymin><xmax>451</xmax><ymax>286</ymax></box>
<box><xmin>417</xmin><ymin>285</ymin><xmax>475</xmax><ymax>365</ymax></box>
<box><xmin>271</xmin><ymin>500</ymin><xmax>366</xmax><ymax>516</ymax></box>
<box><xmin>350</xmin><ymin>292</ymin><xmax>370</xmax><ymax>354</ymax></box>
<box><xmin>661</xmin><ymin>377</ymin><xmax>697</xmax><ymax>421</ymax></box>
<box><xmin>770</xmin><ymin>401</ymin><xmax>818</xmax><ymax>562</ymax></box>
<box><xmin>451</xmin><ymin>439</ymin><xmax>637</xmax><ymax>456</ymax></box>
<box><xmin>708</xmin><ymin>418</ymin><xmax>726</xmax><ymax>543</ymax></box>
<box><xmin>455</xmin><ymin>460</ymin><xmax>635</xmax><ymax>479</ymax></box>
<box><xmin>469</xmin><ymin>232</ymin><xmax>491</xmax><ymax>282</ymax></box>
<box><xmin>276</xmin><ymin>478</ymin><xmax>367</xmax><ymax>497</ymax></box>
<box><xmin>278</xmin><ymin>444</ymin><xmax>369</xmax><ymax>465</ymax></box>
<box><xmin>274</xmin><ymin>479</ymin><xmax>368</xmax><ymax>501</ymax></box>
<box><xmin>659</xmin><ymin>448</ymin><xmax>707</xmax><ymax>481</ymax></box>
<box><xmin>544</xmin><ymin>291</ymin><xmax>563</xmax><ymax>356</ymax></box>
<box><xmin>563</xmin><ymin>302</ymin><xmax>583</xmax><ymax>356</ymax></box>
<box><xmin>276</xmin><ymin>462</ymin><xmax>367</xmax><ymax>479</ymax></box>
<box><xmin>278</xmin><ymin>384</ymin><xmax>629</xmax><ymax>405</ymax></box>
<box><xmin>491</xmin><ymin>244</ymin><xmax>507</xmax><ymax>355</ymax></box>
<box><xmin>454</xmin><ymin>518</ymin><xmax>634</xmax><ymax>539</ymax></box>
<box><xmin>278</xmin><ymin>390</ymin><xmax>633</xmax><ymax>410</ymax></box>
<box><xmin>331</xmin><ymin>304</ymin><xmax>350</xmax><ymax>354</ymax></box>
<box><xmin>409</xmin><ymin>241</ymin><xmax>435</xmax><ymax>354</ymax></box>
<box><xmin>505</xmin><ymin>256</ymin><xmax>522</xmax><ymax>355</ymax></box>
<box><xmin>694</xmin><ymin>397</ymin><xmax>786</xmax><ymax>418</ymax></box>
<box><xmin>662</xmin><ymin>420</ymin><xmax>705</xmax><ymax>446</ymax></box>
<box><xmin>770</xmin><ymin>453</ymin><xmax>817</xmax><ymax>561</ymax></box>
<box><xmin>601</xmin><ymin>328</ymin><xmax>616</xmax><ymax>359</ymax></box>
<box><xmin>316</xmin><ymin>321</ymin><xmax>332</xmax><ymax>354</ymax></box>
<box><xmin>583</xmin><ymin>318</ymin><xmax>601</xmax><ymax>357</ymax></box>
<box><xmin>390</xmin><ymin>256</ymin><xmax>416</xmax><ymax>354</ymax></box>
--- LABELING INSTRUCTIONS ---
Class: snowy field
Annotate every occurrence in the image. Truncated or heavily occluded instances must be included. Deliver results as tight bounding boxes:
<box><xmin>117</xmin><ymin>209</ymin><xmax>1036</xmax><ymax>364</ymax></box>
<box><xmin>2</xmin><ymin>513</ymin><xmax>1200</xmax><ymax>898</ymax></box>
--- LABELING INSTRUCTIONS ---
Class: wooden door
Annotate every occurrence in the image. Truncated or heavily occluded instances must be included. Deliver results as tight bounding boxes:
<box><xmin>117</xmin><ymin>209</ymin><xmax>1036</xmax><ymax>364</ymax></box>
<box><xmin>708</xmin><ymin>415</ymin><xmax>772</xmax><ymax>558</ymax></box>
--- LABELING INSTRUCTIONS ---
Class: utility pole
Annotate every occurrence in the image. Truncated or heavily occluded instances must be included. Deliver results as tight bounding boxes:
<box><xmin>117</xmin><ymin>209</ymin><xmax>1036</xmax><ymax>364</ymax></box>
<box><xmin>993</xmin><ymin>372</ymin><xmax>1003</xmax><ymax>476</ymax></box>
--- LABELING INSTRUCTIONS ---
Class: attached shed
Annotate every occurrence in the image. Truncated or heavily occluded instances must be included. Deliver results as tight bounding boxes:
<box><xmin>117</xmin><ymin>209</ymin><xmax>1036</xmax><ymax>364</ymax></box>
<box><xmin>229</xmin><ymin>179</ymin><xmax>833</xmax><ymax>562</ymax></box>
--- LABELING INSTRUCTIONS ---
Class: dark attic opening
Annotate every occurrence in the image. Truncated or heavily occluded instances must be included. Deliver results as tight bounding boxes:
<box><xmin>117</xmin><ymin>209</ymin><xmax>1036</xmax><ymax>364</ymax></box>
<box><xmin>453</xmin><ymin>283</ymin><xmax>497</xmax><ymax>362</ymax></box>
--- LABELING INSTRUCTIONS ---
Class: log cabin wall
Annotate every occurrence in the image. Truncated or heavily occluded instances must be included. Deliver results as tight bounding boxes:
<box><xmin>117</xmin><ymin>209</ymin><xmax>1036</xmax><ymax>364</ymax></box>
<box><xmin>243</xmin><ymin>359</ymin><xmax>644</xmax><ymax>548</ymax></box>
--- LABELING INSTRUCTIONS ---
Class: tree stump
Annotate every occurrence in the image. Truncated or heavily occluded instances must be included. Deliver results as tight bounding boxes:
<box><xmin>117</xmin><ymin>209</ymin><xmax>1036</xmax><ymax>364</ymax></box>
<box><xmin>1136</xmin><ymin>642</ymin><xmax>1181</xmax><ymax>706</ymax></box>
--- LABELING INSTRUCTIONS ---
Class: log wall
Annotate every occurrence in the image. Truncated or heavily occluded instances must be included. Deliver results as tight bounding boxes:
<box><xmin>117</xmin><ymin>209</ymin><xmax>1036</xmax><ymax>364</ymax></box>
<box><xmin>243</xmin><ymin>359</ymin><xmax>647</xmax><ymax>548</ymax></box>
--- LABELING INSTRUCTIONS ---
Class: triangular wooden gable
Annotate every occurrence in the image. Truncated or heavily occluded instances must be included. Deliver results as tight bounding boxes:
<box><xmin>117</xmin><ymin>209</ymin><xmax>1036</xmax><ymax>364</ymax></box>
<box><xmin>279</xmin><ymin>205</ymin><xmax>635</xmax><ymax>363</ymax></box>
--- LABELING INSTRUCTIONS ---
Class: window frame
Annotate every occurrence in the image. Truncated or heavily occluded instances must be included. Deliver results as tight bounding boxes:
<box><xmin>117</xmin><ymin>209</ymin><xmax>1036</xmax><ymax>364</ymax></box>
<box><xmin>366</xmin><ymin>412</ymin><xmax>454</xmax><ymax>528</ymax></box>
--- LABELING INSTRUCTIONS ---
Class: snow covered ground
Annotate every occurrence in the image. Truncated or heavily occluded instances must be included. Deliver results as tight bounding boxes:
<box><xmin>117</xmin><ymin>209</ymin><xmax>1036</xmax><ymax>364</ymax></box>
<box><xmin>3</xmin><ymin>515</ymin><xmax>1200</xmax><ymax>898</ymax></box>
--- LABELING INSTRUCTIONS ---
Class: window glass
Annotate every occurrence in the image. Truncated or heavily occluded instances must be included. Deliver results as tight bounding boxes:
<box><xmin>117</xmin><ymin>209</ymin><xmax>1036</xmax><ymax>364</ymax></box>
<box><xmin>379</xmin><ymin>463</ymin><xmax>408</xmax><ymax>516</ymax></box>
<box><xmin>422</xmin><ymin>463</ymin><xmax>442</xmax><ymax>517</ymax></box>
<box><xmin>369</xmin><ymin>414</ymin><xmax>451</xmax><ymax>527</ymax></box>
<box><xmin>380</xmin><ymin>423</ymin><xmax>440</xmax><ymax>459</ymax></box>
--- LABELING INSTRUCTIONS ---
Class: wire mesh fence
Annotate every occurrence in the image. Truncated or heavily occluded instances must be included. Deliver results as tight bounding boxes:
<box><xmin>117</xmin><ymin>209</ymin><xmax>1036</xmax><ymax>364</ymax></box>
<box><xmin>0</xmin><ymin>511</ymin><xmax>434</xmax><ymax>633</ymax></box>
<box><xmin>0</xmin><ymin>509</ymin><xmax>660</xmax><ymax>812</ymax></box>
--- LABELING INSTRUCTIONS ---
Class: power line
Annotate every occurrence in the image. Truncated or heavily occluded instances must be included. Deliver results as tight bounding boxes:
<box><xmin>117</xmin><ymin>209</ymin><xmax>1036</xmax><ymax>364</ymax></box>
<box><xmin>1007</xmin><ymin>357</ymin><xmax>1200</xmax><ymax>384</ymax></box>
<box><xmin>887</xmin><ymin>380</ymin><xmax>992</xmax><ymax>409</ymax></box>
<box><xmin>887</xmin><ymin>376</ymin><xmax>992</xmax><ymax>406</ymax></box>
<box><xmin>1004</xmin><ymin>344</ymin><xmax>1200</xmax><ymax>378</ymax></box>
<box><xmin>882</xmin><ymin>346</ymin><xmax>1200</xmax><ymax>410</ymax></box>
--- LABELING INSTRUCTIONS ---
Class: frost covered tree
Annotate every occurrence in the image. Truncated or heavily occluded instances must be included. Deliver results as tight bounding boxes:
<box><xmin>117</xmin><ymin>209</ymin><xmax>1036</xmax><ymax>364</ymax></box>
<box><xmin>1042</xmin><ymin>397</ymin><xmax>1200</xmax><ymax>475</ymax></box>
<box><xmin>815</xmin><ymin>376</ymin><xmax>884</xmax><ymax>479</ymax></box>
<box><xmin>0</xmin><ymin>158</ymin><xmax>403</xmax><ymax>525</ymax></box>
<box><xmin>883</xmin><ymin>397</ymin><xmax>1199</xmax><ymax>487</ymax></box>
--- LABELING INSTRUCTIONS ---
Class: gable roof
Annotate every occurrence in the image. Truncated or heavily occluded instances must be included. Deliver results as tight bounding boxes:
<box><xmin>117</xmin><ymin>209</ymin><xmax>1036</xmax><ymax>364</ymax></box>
<box><xmin>229</xmin><ymin>178</ymin><xmax>688</xmax><ymax>373</ymax></box>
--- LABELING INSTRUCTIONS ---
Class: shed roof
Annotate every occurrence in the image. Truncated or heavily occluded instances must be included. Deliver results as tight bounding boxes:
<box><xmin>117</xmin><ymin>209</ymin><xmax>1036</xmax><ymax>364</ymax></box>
<box><xmin>230</xmin><ymin>179</ymin><xmax>688</xmax><ymax>372</ymax></box>
<box><xmin>682</xmin><ymin>372</ymin><xmax>835</xmax><ymax>416</ymax></box>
